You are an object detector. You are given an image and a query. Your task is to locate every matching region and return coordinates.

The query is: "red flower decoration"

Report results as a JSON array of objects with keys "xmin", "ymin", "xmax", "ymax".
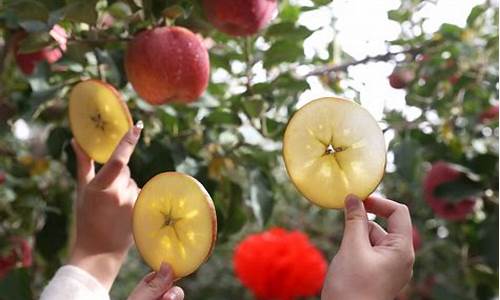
[
  {"xmin": 233, "ymin": 228, "xmax": 327, "ymax": 300},
  {"xmin": 424, "ymin": 161, "xmax": 476, "ymax": 221}
]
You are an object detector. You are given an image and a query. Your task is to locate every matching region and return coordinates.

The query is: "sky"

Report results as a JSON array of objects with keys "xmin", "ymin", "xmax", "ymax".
[{"xmin": 296, "ymin": 0, "xmax": 486, "ymax": 120}]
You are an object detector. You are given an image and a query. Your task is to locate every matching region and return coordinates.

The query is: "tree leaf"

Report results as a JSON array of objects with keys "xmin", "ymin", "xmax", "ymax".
[
  {"xmin": 46, "ymin": 127, "xmax": 71, "ymax": 159},
  {"xmin": 0, "ymin": 268, "xmax": 32, "ymax": 300},
  {"xmin": 63, "ymin": 0, "xmax": 98, "ymax": 24},
  {"xmin": 202, "ymin": 110, "xmax": 241, "ymax": 126},
  {"xmin": 264, "ymin": 40, "xmax": 304, "ymax": 68},
  {"xmin": 434, "ymin": 176, "xmax": 483, "ymax": 202}
]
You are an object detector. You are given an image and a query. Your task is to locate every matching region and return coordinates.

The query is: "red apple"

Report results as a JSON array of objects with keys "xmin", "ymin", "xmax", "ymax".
[
  {"xmin": 479, "ymin": 104, "xmax": 499, "ymax": 123},
  {"xmin": 14, "ymin": 25, "xmax": 67, "ymax": 75},
  {"xmin": 412, "ymin": 225, "xmax": 422, "ymax": 251},
  {"xmin": 423, "ymin": 161, "xmax": 476, "ymax": 221},
  {"xmin": 388, "ymin": 68, "xmax": 414, "ymax": 89},
  {"xmin": 0, "ymin": 238, "xmax": 32, "ymax": 279},
  {"xmin": 202, "ymin": 0, "xmax": 278, "ymax": 36},
  {"xmin": 125, "ymin": 26, "xmax": 210, "ymax": 105},
  {"xmin": 448, "ymin": 74, "xmax": 460, "ymax": 85},
  {"xmin": 0, "ymin": 171, "xmax": 5, "ymax": 185}
]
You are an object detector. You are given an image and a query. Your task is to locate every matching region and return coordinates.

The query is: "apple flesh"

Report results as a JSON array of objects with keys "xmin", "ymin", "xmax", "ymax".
[
  {"xmin": 125, "ymin": 26, "xmax": 210, "ymax": 105},
  {"xmin": 68, "ymin": 80, "xmax": 132, "ymax": 164},
  {"xmin": 202, "ymin": 0, "xmax": 277, "ymax": 36},
  {"xmin": 133, "ymin": 172, "xmax": 217, "ymax": 277},
  {"xmin": 14, "ymin": 25, "xmax": 67, "ymax": 75},
  {"xmin": 283, "ymin": 97, "xmax": 386, "ymax": 209}
]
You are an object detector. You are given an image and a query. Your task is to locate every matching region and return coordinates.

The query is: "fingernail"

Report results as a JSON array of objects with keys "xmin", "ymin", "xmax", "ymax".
[
  {"xmin": 133, "ymin": 120, "xmax": 143, "ymax": 136},
  {"xmin": 345, "ymin": 194, "xmax": 360, "ymax": 211},
  {"xmin": 135, "ymin": 120, "xmax": 144, "ymax": 129}
]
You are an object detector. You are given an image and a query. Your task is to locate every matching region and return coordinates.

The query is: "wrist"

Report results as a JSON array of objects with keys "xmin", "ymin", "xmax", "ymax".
[{"xmin": 68, "ymin": 247, "xmax": 128, "ymax": 291}]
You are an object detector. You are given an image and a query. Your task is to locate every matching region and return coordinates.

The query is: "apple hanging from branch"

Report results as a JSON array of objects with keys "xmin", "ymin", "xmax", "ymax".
[
  {"xmin": 202, "ymin": 0, "xmax": 278, "ymax": 36},
  {"xmin": 125, "ymin": 26, "xmax": 210, "ymax": 105}
]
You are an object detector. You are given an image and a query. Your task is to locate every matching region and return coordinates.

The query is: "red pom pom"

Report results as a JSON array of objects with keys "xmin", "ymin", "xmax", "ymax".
[
  {"xmin": 234, "ymin": 228, "xmax": 327, "ymax": 300},
  {"xmin": 424, "ymin": 161, "xmax": 476, "ymax": 221}
]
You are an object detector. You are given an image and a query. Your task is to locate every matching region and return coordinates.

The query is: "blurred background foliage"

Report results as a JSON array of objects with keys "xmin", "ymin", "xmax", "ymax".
[{"xmin": 0, "ymin": 0, "xmax": 498, "ymax": 299}]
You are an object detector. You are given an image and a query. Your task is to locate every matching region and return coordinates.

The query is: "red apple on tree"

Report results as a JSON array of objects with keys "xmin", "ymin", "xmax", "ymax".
[
  {"xmin": 388, "ymin": 68, "xmax": 414, "ymax": 89},
  {"xmin": 202, "ymin": 0, "xmax": 278, "ymax": 36},
  {"xmin": 423, "ymin": 161, "xmax": 477, "ymax": 221},
  {"xmin": 125, "ymin": 26, "xmax": 210, "ymax": 105},
  {"xmin": 479, "ymin": 104, "xmax": 499, "ymax": 123},
  {"xmin": 0, "ymin": 238, "xmax": 32, "ymax": 279},
  {"xmin": 13, "ymin": 25, "xmax": 68, "ymax": 75}
]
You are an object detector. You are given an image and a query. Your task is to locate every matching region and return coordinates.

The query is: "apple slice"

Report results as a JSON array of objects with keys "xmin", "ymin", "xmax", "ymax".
[
  {"xmin": 133, "ymin": 172, "xmax": 217, "ymax": 277},
  {"xmin": 69, "ymin": 80, "xmax": 132, "ymax": 164},
  {"xmin": 283, "ymin": 97, "xmax": 386, "ymax": 209}
]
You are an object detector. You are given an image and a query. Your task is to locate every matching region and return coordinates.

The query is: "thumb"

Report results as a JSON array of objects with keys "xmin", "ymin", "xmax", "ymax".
[
  {"xmin": 129, "ymin": 263, "xmax": 174, "ymax": 300},
  {"xmin": 340, "ymin": 194, "xmax": 370, "ymax": 249}
]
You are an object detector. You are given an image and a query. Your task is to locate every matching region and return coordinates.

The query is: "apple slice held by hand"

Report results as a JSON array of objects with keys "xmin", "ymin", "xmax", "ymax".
[
  {"xmin": 133, "ymin": 172, "xmax": 217, "ymax": 278},
  {"xmin": 69, "ymin": 80, "xmax": 132, "ymax": 164},
  {"xmin": 283, "ymin": 97, "xmax": 386, "ymax": 209}
]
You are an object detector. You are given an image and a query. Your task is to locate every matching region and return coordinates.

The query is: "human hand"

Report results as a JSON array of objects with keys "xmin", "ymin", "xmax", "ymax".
[
  {"xmin": 321, "ymin": 195, "xmax": 415, "ymax": 300},
  {"xmin": 68, "ymin": 122, "xmax": 142, "ymax": 290},
  {"xmin": 128, "ymin": 262, "xmax": 184, "ymax": 300}
]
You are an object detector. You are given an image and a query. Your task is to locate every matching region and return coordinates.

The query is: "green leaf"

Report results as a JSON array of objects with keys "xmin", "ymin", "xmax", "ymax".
[
  {"xmin": 64, "ymin": 0, "xmax": 98, "ymax": 24},
  {"xmin": 439, "ymin": 23, "xmax": 463, "ymax": 40},
  {"xmin": 223, "ymin": 182, "xmax": 247, "ymax": 235},
  {"xmin": 265, "ymin": 23, "xmax": 312, "ymax": 41},
  {"xmin": 242, "ymin": 99, "xmax": 264, "ymax": 118},
  {"xmin": 434, "ymin": 176, "xmax": 483, "ymax": 202},
  {"xmin": 47, "ymin": 127, "xmax": 71, "ymax": 159},
  {"xmin": 0, "ymin": 268, "xmax": 32, "ymax": 300},
  {"xmin": 467, "ymin": 5, "xmax": 485, "ymax": 27},
  {"xmin": 263, "ymin": 118, "xmax": 285, "ymax": 138},
  {"xmin": 18, "ymin": 32, "xmax": 54, "ymax": 53},
  {"xmin": 387, "ymin": 9, "xmax": 410, "ymax": 22},
  {"xmin": 7, "ymin": 0, "xmax": 49, "ymax": 22},
  {"xmin": 129, "ymin": 139, "xmax": 175, "ymax": 187},
  {"xmin": 393, "ymin": 138, "xmax": 420, "ymax": 182},
  {"xmin": 279, "ymin": 4, "xmax": 301, "ymax": 22},
  {"xmin": 108, "ymin": 2, "xmax": 132, "ymax": 19},
  {"xmin": 264, "ymin": 40, "xmax": 304, "ymax": 68},
  {"xmin": 249, "ymin": 170, "xmax": 274, "ymax": 226},
  {"xmin": 202, "ymin": 111, "xmax": 241, "ymax": 126}
]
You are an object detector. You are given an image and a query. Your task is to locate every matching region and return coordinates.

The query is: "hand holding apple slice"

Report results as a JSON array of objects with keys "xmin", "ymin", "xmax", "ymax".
[
  {"xmin": 283, "ymin": 97, "xmax": 386, "ymax": 209},
  {"xmin": 69, "ymin": 80, "xmax": 132, "ymax": 164},
  {"xmin": 133, "ymin": 172, "xmax": 217, "ymax": 278}
]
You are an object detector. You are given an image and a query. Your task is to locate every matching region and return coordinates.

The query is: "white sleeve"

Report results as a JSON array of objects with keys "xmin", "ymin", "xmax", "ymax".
[{"xmin": 39, "ymin": 265, "xmax": 110, "ymax": 300}]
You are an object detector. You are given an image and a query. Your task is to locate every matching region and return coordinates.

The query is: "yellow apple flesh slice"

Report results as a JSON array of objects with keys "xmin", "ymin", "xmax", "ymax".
[
  {"xmin": 69, "ymin": 80, "xmax": 132, "ymax": 164},
  {"xmin": 283, "ymin": 97, "xmax": 386, "ymax": 209},
  {"xmin": 133, "ymin": 172, "xmax": 217, "ymax": 277}
]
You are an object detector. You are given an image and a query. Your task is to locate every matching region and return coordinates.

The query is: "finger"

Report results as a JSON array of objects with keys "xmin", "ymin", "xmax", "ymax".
[
  {"xmin": 71, "ymin": 139, "xmax": 95, "ymax": 186},
  {"xmin": 130, "ymin": 262, "xmax": 174, "ymax": 300},
  {"xmin": 161, "ymin": 286, "xmax": 184, "ymax": 300},
  {"xmin": 93, "ymin": 121, "xmax": 143, "ymax": 188},
  {"xmin": 364, "ymin": 195, "xmax": 412, "ymax": 237},
  {"xmin": 368, "ymin": 221, "xmax": 387, "ymax": 246},
  {"xmin": 340, "ymin": 194, "xmax": 370, "ymax": 249}
]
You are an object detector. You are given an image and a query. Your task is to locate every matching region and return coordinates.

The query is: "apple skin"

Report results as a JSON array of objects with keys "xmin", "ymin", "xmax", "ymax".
[
  {"xmin": 0, "ymin": 238, "xmax": 32, "ymax": 279},
  {"xmin": 412, "ymin": 225, "xmax": 422, "ymax": 251},
  {"xmin": 202, "ymin": 0, "xmax": 277, "ymax": 36},
  {"xmin": 125, "ymin": 26, "xmax": 210, "ymax": 105},
  {"xmin": 388, "ymin": 68, "xmax": 414, "ymax": 89},
  {"xmin": 479, "ymin": 104, "xmax": 499, "ymax": 123},
  {"xmin": 14, "ymin": 25, "xmax": 67, "ymax": 75},
  {"xmin": 423, "ymin": 161, "xmax": 476, "ymax": 221}
]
